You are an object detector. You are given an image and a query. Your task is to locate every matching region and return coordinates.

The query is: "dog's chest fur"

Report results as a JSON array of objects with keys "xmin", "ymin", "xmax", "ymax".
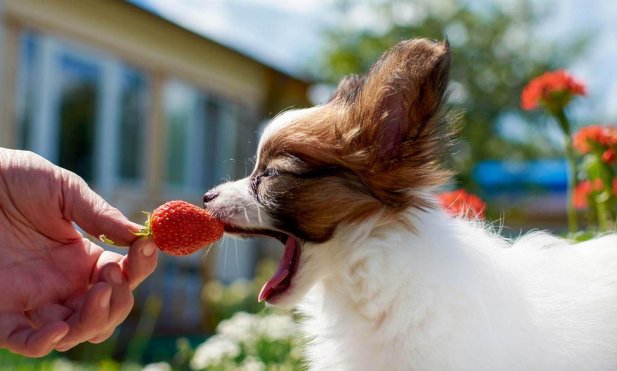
[{"xmin": 297, "ymin": 210, "xmax": 617, "ymax": 371}]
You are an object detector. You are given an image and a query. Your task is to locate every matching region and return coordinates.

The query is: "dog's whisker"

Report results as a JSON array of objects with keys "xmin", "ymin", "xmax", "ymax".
[
  {"xmin": 256, "ymin": 204, "xmax": 263, "ymax": 224},
  {"xmin": 242, "ymin": 206, "xmax": 251, "ymax": 223},
  {"xmin": 222, "ymin": 239, "xmax": 228, "ymax": 276},
  {"xmin": 234, "ymin": 238, "xmax": 240, "ymax": 275},
  {"xmin": 244, "ymin": 160, "xmax": 252, "ymax": 177},
  {"xmin": 201, "ymin": 242, "xmax": 216, "ymax": 266},
  {"xmin": 246, "ymin": 201, "xmax": 264, "ymax": 225}
]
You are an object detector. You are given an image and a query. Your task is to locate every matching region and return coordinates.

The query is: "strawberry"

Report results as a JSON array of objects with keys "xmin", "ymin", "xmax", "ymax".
[{"xmin": 135, "ymin": 200, "xmax": 224, "ymax": 256}]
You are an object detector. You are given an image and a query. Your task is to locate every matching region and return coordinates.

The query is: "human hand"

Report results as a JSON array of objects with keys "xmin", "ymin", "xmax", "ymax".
[{"xmin": 0, "ymin": 148, "xmax": 158, "ymax": 357}]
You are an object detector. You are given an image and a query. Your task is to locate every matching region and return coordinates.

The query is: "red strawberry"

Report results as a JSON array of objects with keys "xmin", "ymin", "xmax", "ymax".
[{"xmin": 136, "ymin": 200, "xmax": 224, "ymax": 256}]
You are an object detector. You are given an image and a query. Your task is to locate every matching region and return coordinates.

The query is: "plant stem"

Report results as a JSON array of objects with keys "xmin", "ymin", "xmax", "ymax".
[
  {"xmin": 596, "ymin": 192, "xmax": 609, "ymax": 232},
  {"xmin": 596, "ymin": 161, "xmax": 614, "ymax": 232},
  {"xmin": 554, "ymin": 109, "xmax": 579, "ymax": 233}
]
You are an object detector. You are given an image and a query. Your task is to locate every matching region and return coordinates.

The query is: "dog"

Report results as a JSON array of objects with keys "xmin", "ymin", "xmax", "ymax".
[{"xmin": 203, "ymin": 39, "xmax": 617, "ymax": 370}]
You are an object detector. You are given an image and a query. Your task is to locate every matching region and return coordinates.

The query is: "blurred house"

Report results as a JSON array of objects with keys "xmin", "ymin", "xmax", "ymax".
[{"xmin": 0, "ymin": 0, "xmax": 311, "ymax": 334}]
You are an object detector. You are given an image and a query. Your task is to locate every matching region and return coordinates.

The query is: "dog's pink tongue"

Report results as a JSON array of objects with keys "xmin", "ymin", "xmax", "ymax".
[{"xmin": 258, "ymin": 237, "xmax": 298, "ymax": 302}]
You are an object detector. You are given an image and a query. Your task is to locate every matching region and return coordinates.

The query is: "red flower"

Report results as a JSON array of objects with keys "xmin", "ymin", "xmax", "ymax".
[
  {"xmin": 521, "ymin": 69, "xmax": 586, "ymax": 111},
  {"xmin": 573, "ymin": 179, "xmax": 617, "ymax": 209},
  {"xmin": 438, "ymin": 189, "xmax": 486, "ymax": 220},
  {"xmin": 573, "ymin": 126, "xmax": 609, "ymax": 154},
  {"xmin": 573, "ymin": 180, "xmax": 599, "ymax": 209},
  {"xmin": 572, "ymin": 125, "xmax": 617, "ymax": 160},
  {"xmin": 602, "ymin": 149, "xmax": 616, "ymax": 164}
]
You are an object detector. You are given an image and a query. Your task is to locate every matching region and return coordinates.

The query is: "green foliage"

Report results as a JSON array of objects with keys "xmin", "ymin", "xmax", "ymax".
[
  {"xmin": 568, "ymin": 230, "xmax": 596, "ymax": 243},
  {"xmin": 575, "ymin": 136, "xmax": 617, "ymax": 231},
  {"xmin": 320, "ymin": 0, "xmax": 587, "ymax": 186},
  {"xmin": 202, "ymin": 260, "xmax": 279, "ymax": 329},
  {"xmin": 0, "ymin": 349, "xmax": 142, "ymax": 371},
  {"xmin": 0, "ymin": 349, "xmax": 57, "ymax": 371}
]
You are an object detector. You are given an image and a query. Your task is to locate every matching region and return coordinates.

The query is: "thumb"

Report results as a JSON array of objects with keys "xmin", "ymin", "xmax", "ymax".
[{"xmin": 61, "ymin": 169, "xmax": 141, "ymax": 245}]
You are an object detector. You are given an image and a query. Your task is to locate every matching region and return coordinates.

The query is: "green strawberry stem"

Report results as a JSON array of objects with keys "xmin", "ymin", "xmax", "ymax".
[
  {"xmin": 99, "ymin": 211, "xmax": 153, "ymax": 246},
  {"xmin": 99, "ymin": 234, "xmax": 118, "ymax": 246},
  {"xmin": 133, "ymin": 211, "xmax": 154, "ymax": 238}
]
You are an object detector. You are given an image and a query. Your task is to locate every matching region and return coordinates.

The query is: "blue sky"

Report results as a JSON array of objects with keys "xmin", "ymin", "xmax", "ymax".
[{"xmin": 130, "ymin": 0, "xmax": 617, "ymax": 123}]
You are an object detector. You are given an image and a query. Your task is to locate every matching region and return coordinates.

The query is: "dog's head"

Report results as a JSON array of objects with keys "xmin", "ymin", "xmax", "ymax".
[{"xmin": 204, "ymin": 39, "xmax": 454, "ymax": 307}]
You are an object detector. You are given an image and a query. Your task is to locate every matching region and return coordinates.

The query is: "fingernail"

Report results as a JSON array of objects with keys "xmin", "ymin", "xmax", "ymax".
[
  {"xmin": 109, "ymin": 267, "xmax": 123, "ymax": 284},
  {"xmin": 100, "ymin": 290, "xmax": 112, "ymax": 308},
  {"xmin": 52, "ymin": 334, "xmax": 65, "ymax": 344},
  {"xmin": 142, "ymin": 243, "xmax": 155, "ymax": 257}
]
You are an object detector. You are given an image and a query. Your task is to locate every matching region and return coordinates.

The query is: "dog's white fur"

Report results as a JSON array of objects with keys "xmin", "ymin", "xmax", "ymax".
[{"xmin": 297, "ymin": 208, "xmax": 617, "ymax": 370}]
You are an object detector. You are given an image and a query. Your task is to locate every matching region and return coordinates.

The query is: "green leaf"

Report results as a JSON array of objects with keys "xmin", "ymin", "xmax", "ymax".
[
  {"xmin": 583, "ymin": 155, "xmax": 602, "ymax": 181},
  {"xmin": 567, "ymin": 230, "xmax": 596, "ymax": 243}
]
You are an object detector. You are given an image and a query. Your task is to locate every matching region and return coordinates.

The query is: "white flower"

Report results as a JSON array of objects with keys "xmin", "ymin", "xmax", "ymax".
[
  {"xmin": 258, "ymin": 313, "xmax": 301, "ymax": 341},
  {"xmin": 239, "ymin": 356, "xmax": 266, "ymax": 371},
  {"xmin": 51, "ymin": 359, "xmax": 79, "ymax": 371},
  {"xmin": 217, "ymin": 312, "xmax": 259, "ymax": 343},
  {"xmin": 217, "ymin": 311, "xmax": 302, "ymax": 342},
  {"xmin": 142, "ymin": 362, "xmax": 172, "ymax": 371},
  {"xmin": 190, "ymin": 334, "xmax": 241, "ymax": 370}
]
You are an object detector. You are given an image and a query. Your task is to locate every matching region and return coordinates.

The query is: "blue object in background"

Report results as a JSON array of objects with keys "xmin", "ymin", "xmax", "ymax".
[{"xmin": 474, "ymin": 160, "xmax": 568, "ymax": 196}]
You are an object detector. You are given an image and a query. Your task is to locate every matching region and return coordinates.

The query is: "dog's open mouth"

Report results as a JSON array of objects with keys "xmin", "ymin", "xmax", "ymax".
[{"xmin": 223, "ymin": 225, "xmax": 301, "ymax": 303}]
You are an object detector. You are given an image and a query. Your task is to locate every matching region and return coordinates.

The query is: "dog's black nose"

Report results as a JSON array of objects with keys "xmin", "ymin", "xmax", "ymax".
[{"xmin": 203, "ymin": 191, "xmax": 218, "ymax": 205}]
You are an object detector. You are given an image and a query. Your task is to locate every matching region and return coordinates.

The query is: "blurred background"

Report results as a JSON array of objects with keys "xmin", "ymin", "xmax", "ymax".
[{"xmin": 0, "ymin": 0, "xmax": 614, "ymax": 369}]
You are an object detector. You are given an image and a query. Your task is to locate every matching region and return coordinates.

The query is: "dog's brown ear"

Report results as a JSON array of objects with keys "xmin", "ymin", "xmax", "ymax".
[
  {"xmin": 330, "ymin": 74, "xmax": 365, "ymax": 104},
  {"xmin": 347, "ymin": 39, "xmax": 452, "ymax": 161}
]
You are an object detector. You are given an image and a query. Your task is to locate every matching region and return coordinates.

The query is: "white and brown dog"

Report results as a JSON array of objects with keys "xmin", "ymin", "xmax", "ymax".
[{"xmin": 204, "ymin": 39, "xmax": 617, "ymax": 371}]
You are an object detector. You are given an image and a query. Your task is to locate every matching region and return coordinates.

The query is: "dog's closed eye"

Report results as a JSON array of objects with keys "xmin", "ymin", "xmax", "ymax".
[
  {"xmin": 250, "ymin": 168, "xmax": 286, "ymax": 200},
  {"xmin": 261, "ymin": 168, "xmax": 280, "ymax": 178}
]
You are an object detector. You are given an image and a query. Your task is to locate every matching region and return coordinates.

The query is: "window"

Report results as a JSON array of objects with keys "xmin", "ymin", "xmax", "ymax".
[
  {"xmin": 164, "ymin": 81, "xmax": 194, "ymax": 187},
  {"xmin": 16, "ymin": 32, "xmax": 38, "ymax": 150},
  {"xmin": 117, "ymin": 66, "xmax": 148, "ymax": 182},
  {"xmin": 16, "ymin": 32, "xmax": 149, "ymax": 189},
  {"xmin": 163, "ymin": 80, "xmax": 247, "ymax": 191},
  {"xmin": 15, "ymin": 31, "xmax": 254, "ymax": 198},
  {"xmin": 201, "ymin": 97, "xmax": 239, "ymax": 189},
  {"xmin": 57, "ymin": 53, "xmax": 100, "ymax": 182}
]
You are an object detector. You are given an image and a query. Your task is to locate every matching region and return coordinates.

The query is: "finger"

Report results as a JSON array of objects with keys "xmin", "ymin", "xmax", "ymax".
[
  {"xmin": 25, "ymin": 304, "xmax": 72, "ymax": 329},
  {"xmin": 57, "ymin": 264, "xmax": 134, "ymax": 350},
  {"xmin": 8, "ymin": 322, "xmax": 69, "ymax": 357},
  {"xmin": 89, "ymin": 238, "xmax": 157, "ymax": 291},
  {"xmin": 60, "ymin": 169, "xmax": 141, "ymax": 245},
  {"xmin": 90, "ymin": 250, "xmax": 124, "ymax": 284},
  {"xmin": 88, "ymin": 329, "xmax": 116, "ymax": 344},
  {"xmin": 85, "ymin": 264, "xmax": 133, "ymax": 345},
  {"xmin": 98, "ymin": 263, "xmax": 134, "ymax": 327},
  {"xmin": 121, "ymin": 238, "xmax": 158, "ymax": 290},
  {"xmin": 0, "ymin": 313, "xmax": 69, "ymax": 358},
  {"xmin": 54, "ymin": 282, "xmax": 112, "ymax": 351}
]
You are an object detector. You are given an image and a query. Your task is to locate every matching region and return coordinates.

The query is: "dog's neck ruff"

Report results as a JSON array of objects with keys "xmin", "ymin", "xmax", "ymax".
[{"xmin": 296, "ymin": 207, "xmax": 617, "ymax": 371}]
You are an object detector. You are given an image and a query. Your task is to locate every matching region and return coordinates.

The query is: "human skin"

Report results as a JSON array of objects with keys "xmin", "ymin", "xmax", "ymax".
[{"xmin": 0, "ymin": 148, "xmax": 158, "ymax": 357}]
